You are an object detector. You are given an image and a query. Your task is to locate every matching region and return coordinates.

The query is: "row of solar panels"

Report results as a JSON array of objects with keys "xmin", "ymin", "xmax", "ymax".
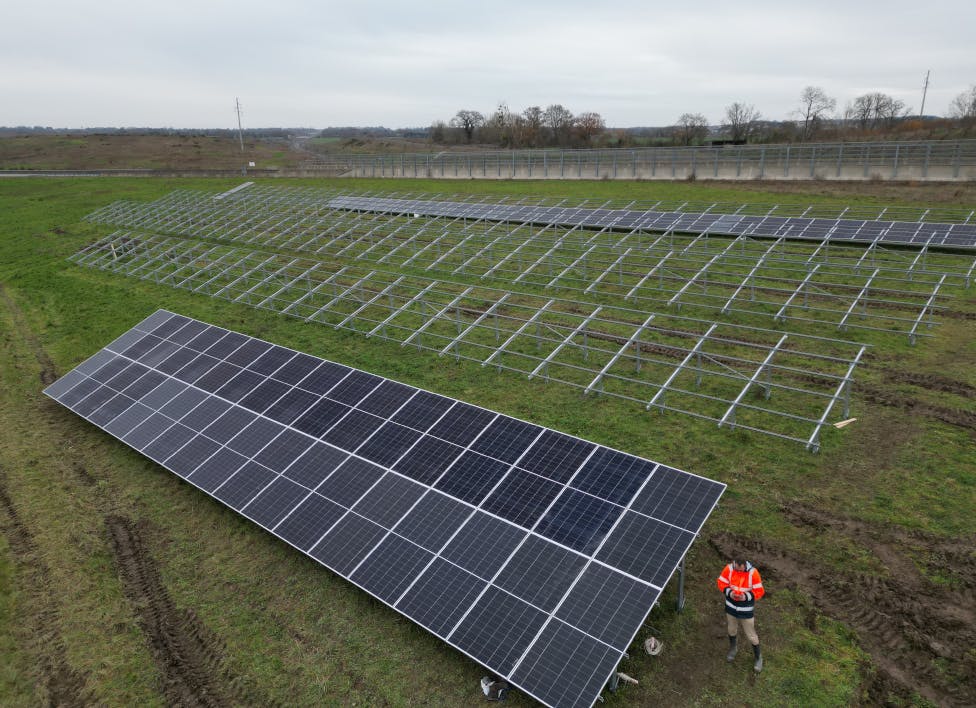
[
  {"xmin": 46, "ymin": 311, "xmax": 725, "ymax": 708},
  {"xmin": 327, "ymin": 196, "xmax": 976, "ymax": 248}
]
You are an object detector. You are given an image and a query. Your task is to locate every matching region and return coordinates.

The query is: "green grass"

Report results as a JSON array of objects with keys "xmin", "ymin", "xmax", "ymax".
[{"xmin": 0, "ymin": 176, "xmax": 973, "ymax": 706}]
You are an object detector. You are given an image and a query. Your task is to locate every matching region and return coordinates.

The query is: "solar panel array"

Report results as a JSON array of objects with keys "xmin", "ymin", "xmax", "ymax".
[
  {"xmin": 82, "ymin": 189, "xmax": 973, "ymax": 343},
  {"xmin": 44, "ymin": 310, "xmax": 725, "ymax": 708},
  {"xmin": 328, "ymin": 196, "xmax": 976, "ymax": 249}
]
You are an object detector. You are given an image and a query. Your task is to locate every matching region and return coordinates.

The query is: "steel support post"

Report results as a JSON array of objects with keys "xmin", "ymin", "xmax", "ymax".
[
  {"xmin": 646, "ymin": 323, "xmax": 718, "ymax": 410},
  {"xmin": 775, "ymin": 265, "xmax": 822, "ymax": 323},
  {"xmin": 807, "ymin": 346, "xmax": 867, "ymax": 452},
  {"xmin": 584, "ymin": 313, "xmax": 656, "ymax": 396},
  {"xmin": 483, "ymin": 300, "xmax": 556, "ymax": 370},
  {"xmin": 719, "ymin": 334, "xmax": 788, "ymax": 429},
  {"xmin": 909, "ymin": 274, "xmax": 946, "ymax": 345}
]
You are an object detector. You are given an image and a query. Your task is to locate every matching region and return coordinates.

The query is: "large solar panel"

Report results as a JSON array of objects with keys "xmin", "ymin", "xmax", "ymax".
[
  {"xmin": 43, "ymin": 310, "xmax": 725, "ymax": 707},
  {"xmin": 328, "ymin": 195, "xmax": 976, "ymax": 249}
]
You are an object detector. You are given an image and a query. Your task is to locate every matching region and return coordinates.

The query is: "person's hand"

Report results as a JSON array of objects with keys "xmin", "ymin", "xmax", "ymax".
[{"xmin": 731, "ymin": 590, "xmax": 745, "ymax": 601}]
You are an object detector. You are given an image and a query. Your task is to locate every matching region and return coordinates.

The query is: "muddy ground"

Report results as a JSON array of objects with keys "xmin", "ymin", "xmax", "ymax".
[{"xmin": 712, "ymin": 503, "xmax": 976, "ymax": 707}]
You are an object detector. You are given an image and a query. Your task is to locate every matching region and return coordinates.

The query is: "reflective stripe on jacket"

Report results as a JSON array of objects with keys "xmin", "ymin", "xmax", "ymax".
[{"xmin": 717, "ymin": 562, "xmax": 764, "ymax": 618}]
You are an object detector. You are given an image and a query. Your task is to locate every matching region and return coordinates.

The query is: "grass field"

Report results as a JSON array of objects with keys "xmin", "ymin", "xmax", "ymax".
[{"xmin": 0, "ymin": 176, "xmax": 974, "ymax": 707}]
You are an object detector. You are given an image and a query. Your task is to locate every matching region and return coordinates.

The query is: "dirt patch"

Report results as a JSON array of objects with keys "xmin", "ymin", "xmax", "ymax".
[
  {"xmin": 712, "ymin": 504, "xmax": 976, "ymax": 707},
  {"xmin": 882, "ymin": 370, "xmax": 976, "ymax": 399},
  {"xmin": 0, "ymin": 134, "xmax": 306, "ymax": 170},
  {"xmin": 0, "ymin": 469, "xmax": 92, "ymax": 705},
  {"xmin": 0, "ymin": 282, "xmax": 59, "ymax": 385},
  {"xmin": 940, "ymin": 309, "xmax": 976, "ymax": 321},
  {"xmin": 71, "ymin": 461, "xmax": 97, "ymax": 487},
  {"xmin": 857, "ymin": 381, "xmax": 976, "ymax": 431},
  {"xmin": 105, "ymin": 514, "xmax": 247, "ymax": 708}
]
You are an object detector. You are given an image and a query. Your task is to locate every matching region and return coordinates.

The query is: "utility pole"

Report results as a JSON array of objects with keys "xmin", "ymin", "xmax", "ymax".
[
  {"xmin": 919, "ymin": 71, "xmax": 930, "ymax": 119},
  {"xmin": 235, "ymin": 97, "xmax": 246, "ymax": 175}
]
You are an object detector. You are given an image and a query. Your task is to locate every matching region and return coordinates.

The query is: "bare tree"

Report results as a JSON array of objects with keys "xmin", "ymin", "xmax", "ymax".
[
  {"xmin": 522, "ymin": 106, "xmax": 544, "ymax": 147},
  {"xmin": 543, "ymin": 104, "xmax": 574, "ymax": 145},
  {"xmin": 723, "ymin": 102, "xmax": 762, "ymax": 142},
  {"xmin": 845, "ymin": 92, "xmax": 908, "ymax": 130},
  {"xmin": 796, "ymin": 86, "xmax": 836, "ymax": 140},
  {"xmin": 673, "ymin": 113, "xmax": 709, "ymax": 145},
  {"xmin": 949, "ymin": 85, "xmax": 976, "ymax": 121},
  {"xmin": 573, "ymin": 112, "xmax": 606, "ymax": 145},
  {"xmin": 449, "ymin": 109, "xmax": 485, "ymax": 143},
  {"xmin": 482, "ymin": 103, "xmax": 512, "ymax": 146}
]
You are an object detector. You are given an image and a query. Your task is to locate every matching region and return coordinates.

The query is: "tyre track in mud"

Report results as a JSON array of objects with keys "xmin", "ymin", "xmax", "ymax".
[
  {"xmin": 0, "ymin": 282, "xmax": 59, "ymax": 385},
  {"xmin": 105, "ymin": 515, "xmax": 245, "ymax": 708},
  {"xmin": 881, "ymin": 370, "xmax": 976, "ymax": 400},
  {"xmin": 857, "ymin": 381, "xmax": 976, "ymax": 431},
  {"xmin": 0, "ymin": 468, "xmax": 92, "ymax": 706},
  {"xmin": 0, "ymin": 286, "xmax": 259, "ymax": 706},
  {"xmin": 711, "ymin": 504, "xmax": 976, "ymax": 707}
]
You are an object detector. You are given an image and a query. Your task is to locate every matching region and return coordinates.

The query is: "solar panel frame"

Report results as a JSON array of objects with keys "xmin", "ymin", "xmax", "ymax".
[{"xmin": 45, "ymin": 310, "xmax": 725, "ymax": 708}]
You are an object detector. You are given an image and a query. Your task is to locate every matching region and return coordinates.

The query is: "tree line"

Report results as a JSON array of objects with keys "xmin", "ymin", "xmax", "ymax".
[
  {"xmin": 433, "ymin": 84, "xmax": 976, "ymax": 148},
  {"xmin": 431, "ymin": 104, "xmax": 606, "ymax": 148}
]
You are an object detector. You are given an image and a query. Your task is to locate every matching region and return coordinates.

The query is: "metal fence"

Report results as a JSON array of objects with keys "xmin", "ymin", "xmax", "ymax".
[{"xmin": 299, "ymin": 139, "xmax": 976, "ymax": 182}]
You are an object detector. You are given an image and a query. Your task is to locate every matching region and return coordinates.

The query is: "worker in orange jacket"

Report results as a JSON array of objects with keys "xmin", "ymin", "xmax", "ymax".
[{"xmin": 717, "ymin": 556, "xmax": 765, "ymax": 672}]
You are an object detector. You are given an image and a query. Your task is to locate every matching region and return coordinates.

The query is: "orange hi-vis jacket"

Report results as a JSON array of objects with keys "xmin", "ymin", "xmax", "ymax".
[{"xmin": 717, "ymin": 562, "xmax": 764, "ymax": 618}]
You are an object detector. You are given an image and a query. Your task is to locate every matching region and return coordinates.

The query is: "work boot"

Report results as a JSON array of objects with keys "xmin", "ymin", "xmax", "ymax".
[
  {"xmin": 753, "ymin": 644, "xmax": 763, "ymax": 673},
  {"xmin": 726, "ymin": 635, "xmax": 737, "ymax": 662}
]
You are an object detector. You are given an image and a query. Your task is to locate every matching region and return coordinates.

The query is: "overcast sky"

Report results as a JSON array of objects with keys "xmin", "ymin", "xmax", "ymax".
[{"xmin": 2, "ymin": 1, "xmax": 973, "ymax": 128}]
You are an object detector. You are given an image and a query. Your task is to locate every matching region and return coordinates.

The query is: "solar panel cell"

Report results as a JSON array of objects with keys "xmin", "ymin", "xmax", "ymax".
[
  {"xmin": 166, "ymin": 435, "xmax": 222, "ymax": 478},
  {"xmin": 481, "ymin": 470, "xmax": 562, "ymax": 527},
  {"xmin": 309, "ymin": 512, "xmax": 386, "ymax": 575},
  {"xmin": 292, "ymin": 398, "xmax": 350, "ymax": 437},
  {"xmin": 554, "ymin": 563, "xmax": 660, "ymax": 647},
  {"xmin": 450, "ymin": 586, "xmax": 548, "ymax": 676},
  {"xmin": 630, "ymin": 465, "xmax": 724, "ymax": 531},
  {"xmin": 122, "ymin": 412, "xmax": 175, "ymax": 449},
  {"xmin": 350, "ymin": 534, "xmax": 434, "ymax": 604},
  {"xmin": 393, "ymin": 435, "xmax": 464, "ymax": 485},
  {"xmin": 88, "ymin": 393, "xmax": 135, "ymax": 426},
  {"xmin": 239, "ymin": 378, "xmax": 291, "ymax": 414},
  {"xmin": 434, "ymin": 451, "xmax": 510, "ymax": 505},
  {"xmin": 428, "ymin": 403, "xmax": 496, "ymax": 447},
  {"xmin": 316, "ymin": 456, "xmax": 385, "ymax": 507},
  {"xmin": 273, "ymin": 493, "xmax": 346, "ymax": 550},
  {"xmin": 571, "ymin": 449, "xmax": 655, "ymax": 506},
  {"xmin": 392, "ymin": 491, "xmax": 471, "ymax": 552},
  {"xmin": 226, "ymin": 417, "xmax": 286, "ymax": 458},
  {"xmin": 355, "ymin": 422, "xmax": 422, "ymax": 467},
  {"xmin": 351, "ymin": 473, "xmax": 426, "ymax": 528},
  {"xmin": 187, "ymin": 447, "xmax": 249, "ymax": 492},
  {"xmin": 470, "ymin": 416, "xmax": 541, "ymax": 464},
  {"xmin": 253, "ymin": 429, "xmax": 314, "ymax": 473},
  {"xmin": 510, "ymin": 620, "xmax": 621, "ymax": 708},
  {"xmin": 143, "ymin": 424, "xmax": 196, "ymax": 465},
  {"xmin": 242, "ymin": 476, "xmax": 310, "ymax": 529},
  {"xmin": 494, "ymin": 535, "xmax": 588, "ymax": 611},
  {"xmin": 328, "ymin": 370, "xmax": 384, "ymax": 405},
  {"xmin": 391, "ymin": 390, "xmax": 454, "ymax": 431},
  {"xmin": 201, "ymin": 405, "xmax": 257, "ymax": 444},
  {"xmin": 534, "ymin": 489, "xmax": 622, "ymax": 554},
  {"xmin": 104, "ymin": 401, "xmax": 153, "ymax": 437},
  {"xmin": 72, "ymin": 386, "xmax": 117, "ymax": 417},
  {"xmin": 264, "ymin": 388, "xmax": 319, "ymax": 425},
  {"xmin": 321, "ymin": 409, "xmax": 383, "ymax": 450},
  {"xmin": 396, "ymin": 558, "xmax": 485, "ymax": 636},
  {"xmin": 518, "ymin": 430, "xmax": 595, "ymax": 483},
  {"xmin": 596, "ymin": 512, "xmax": 695, "ymax": 586},
  {"xmin": 213, "ymin": 461, "xmax": 278, "ymax": 510}
]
